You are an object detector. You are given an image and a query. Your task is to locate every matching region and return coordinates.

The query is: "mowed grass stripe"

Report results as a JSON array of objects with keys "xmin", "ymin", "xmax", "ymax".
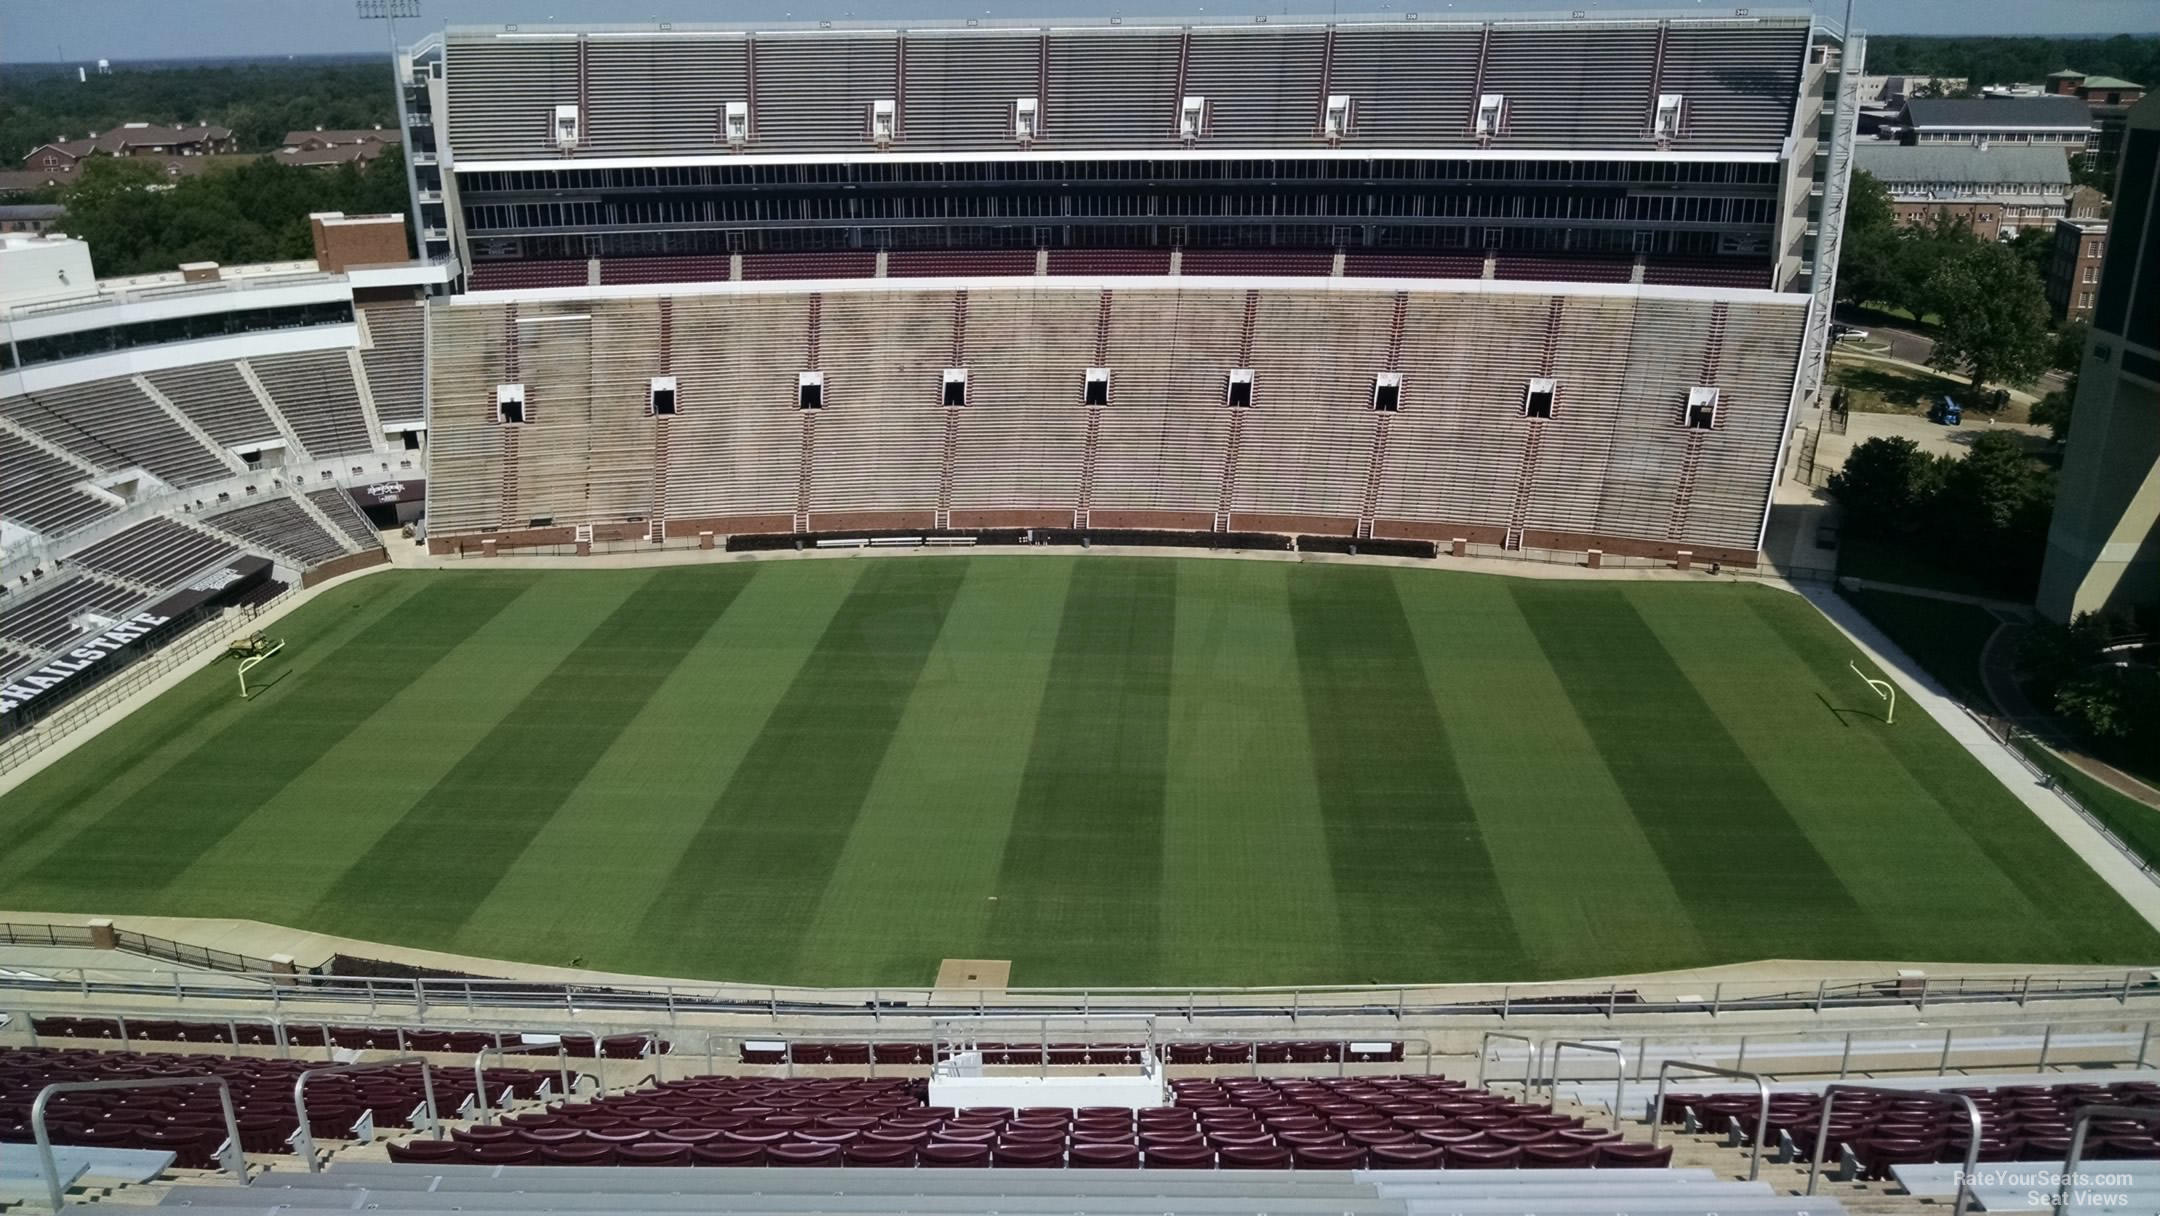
[
  {"xmin": 15, "ymin": 576, "xmax": 531, "ymax": 900},
  {"xmin": 1159, "ymin": 560, "xmax": 1342, "ymax": 985},
  {"xmin": 1744, "ymin": 591, "xmax": 2160, "ymax": 961},
  {"xmin": 312, "ymin": 566, "xmax": 754, "ymax": 945},
  {"xmin": 1395, "ymin": 573, "xmax": 1706, "ymax": 979},
  {"xmin": 1287, "ymin": 565, "xmax": 1525, "ymax": 981},
  {"xmin": 164, "ymin": 573, "xmax": 649, "ymax": 925},
  {"xmin": 458, "ymin": 561, "xmax": 865, "ymax": 975},
  {"xmin": 1632, "ymin": 585, "xmax": 2065, "ymax": 962},
  {"xmin": 639, "ymin": 559, "xmax": 968, "ymax": 982},
  {"xmin": 0, "ymin": 573, "xmax": 429, "ymax": 881},
  {"xmin": 1511, "ymin": 583, "xmax": 1888, "ymax": 959},
  {"xmin": 986, "ymin": 558, "xmax": 1176, "ymax": 986},
  {"xmin": 793, "ymin": 558, "xmax": 1073, "ymax": 986}
]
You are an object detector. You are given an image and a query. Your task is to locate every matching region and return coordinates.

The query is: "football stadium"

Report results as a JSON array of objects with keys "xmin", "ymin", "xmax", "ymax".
[{"xmin": 2, "ymin": 6, "xmax": 2158, "ymax": 1211}]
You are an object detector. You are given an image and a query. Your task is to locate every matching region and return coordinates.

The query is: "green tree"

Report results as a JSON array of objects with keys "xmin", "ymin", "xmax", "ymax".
[
  {"xmin": 1923, "ymin": 239, "xmax": 2054, "ymax": 398},
  {"xmin": 1836, "ymin": 170, "xmax": 1904, "ymax": 309},
  {"xmin": 1827, "ymin": 436, "xmax": 1945, "ymax": 537},
  {"xmin": 2031, "ymin": 375, "xmax": 2077, "ymax": 444},
  {"xmin": 2051, "ymin": 320, "xmax": 2089, "ymax": 373}
]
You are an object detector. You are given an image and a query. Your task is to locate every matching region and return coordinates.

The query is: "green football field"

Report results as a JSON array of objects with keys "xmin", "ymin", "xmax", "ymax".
[{"xmin": 2, "ymin": 555, "xmax": 2153, "ymax": 988}]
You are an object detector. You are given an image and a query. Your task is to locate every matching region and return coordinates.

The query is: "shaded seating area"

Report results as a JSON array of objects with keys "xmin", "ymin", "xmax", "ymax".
[{"xmin": 30, "ymin": 1017, "xmax": 662, "ymax": 1061}]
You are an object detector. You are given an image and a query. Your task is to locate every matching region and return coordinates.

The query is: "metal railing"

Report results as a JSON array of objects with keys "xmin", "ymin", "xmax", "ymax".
[
  {"xmin": 1649, "ymin": 1060, "xmax": 1772, "ymax": 1180},
  {"xmin": 1, "ymin": 955, "xmax": 2156, "ymax": 1024},
  {"xmin": 1547, "ymin": 1041, "xmax": 1627, "ymax": 1129},
  {"xmin": 31, "ymin": 1075, "xmax": 245, "ymax": 1210},
  {"xmin": 2055, "ymin": 1105, "xmax": 2160, "ymax": 1216},
  {"xmin": 291, "ymin": 1056, "xmax": 440, "ymax": 1172},
  {"xmin": 1807, "ymin": 1084, "xmax": 1983, "ymax": 1214}
]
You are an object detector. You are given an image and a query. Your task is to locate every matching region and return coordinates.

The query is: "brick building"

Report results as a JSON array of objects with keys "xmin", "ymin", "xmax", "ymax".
[
  {"xmin": 2046, "ymin": 217, "xmax": 2110, "ymax": 322},
  {"xmin": 19, "ymin": 123, "xmax": 237, "ymax": 179},
  {"xmin": 1853, "ymin": 142, "xmax": 2074, "ymax": 236}
]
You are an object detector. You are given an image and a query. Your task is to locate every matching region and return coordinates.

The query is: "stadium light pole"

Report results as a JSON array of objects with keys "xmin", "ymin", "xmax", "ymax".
[{"xmin": 360, "ymin": 0, "xmax": 426, "ymax": 259}]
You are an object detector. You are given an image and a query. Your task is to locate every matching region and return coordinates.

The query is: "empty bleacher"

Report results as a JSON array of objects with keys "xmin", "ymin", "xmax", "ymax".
[
  {"xmin": 206, "ymin": 497, "xmax": 353, "ymax": 568},
  {"xmin": 429, "ymin": 285, "xmax": 1804, "ymax": 561},
  {"xmin": 67, "ymin": 518, "xmax": 239, "ymax": 589},
  {"xmin": 0, "ymin": 429, "xmax": 114, "ymax": 537},
  {"xmin": 3, "ymin": 377, "xmax": 229, "ymax": 486},
  {"xmin": 0, "ymin": 576, "xmax": 143, "ymax": 656},
  {"xmin": 358, "ymin": 299, "xmax": 428, "ymax": 426},
  {"xmin": 947, "ymin": 290, "xmax": 1097, "ymax": 523},
  {"xmin": 248, "ymin": 351, "xmax": 375, "ymax": 458},
  {"xmin": 666, "ymin": 294, "xmax": 805, "ymax": 529},
  {"xmin": 307, "ymin": 489, "xmax": 386, "ymax": 550},
  {"xmin": 144, "ymin": 362, "xmax": 281, "ymax": 449},
  {"xmin": 1650, "ymin": 1074, "xmax": 2160, "ymax": 1179},
  {"xmin": 0, "ymin": 1045, "xmax": 542, "ymax": 1165},
  {"xmin": 1089, "ymin": 289, "xmax": 1240, "ymax": 522},
  {"xmin": 468, "ymin": 260, "xmax": 587, "ymax": 291},
  {"xmin": 808, "ymin": 293, "xmax": 953, "ymax": 524},
  {"xmin": 1233, "ymin": 292, "xmax": 1392, "ymax": 528}
]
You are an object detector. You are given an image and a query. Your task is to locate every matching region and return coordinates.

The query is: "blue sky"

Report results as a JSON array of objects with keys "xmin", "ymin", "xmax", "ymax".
[{"xmin": 3, "ymin": 0, "xmax": 2154, "ymax": 62}]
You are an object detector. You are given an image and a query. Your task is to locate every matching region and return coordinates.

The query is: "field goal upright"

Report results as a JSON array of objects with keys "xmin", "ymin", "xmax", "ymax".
[{"xmin": 930, "ymin": 1015, "xmax": 1166, "ymax": 1110}]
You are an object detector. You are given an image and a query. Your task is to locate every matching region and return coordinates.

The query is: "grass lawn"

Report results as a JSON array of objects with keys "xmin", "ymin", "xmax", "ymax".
[
  {"xmin": 1840, "ymin": 587, "xmax": 2001, "ymax": 708},
  {"xmin": 2, "ymin": 557, "xmax": 2152, "ymax": 987},
  {"xmin": 1828, "ymin": 357, "xmax": 2030, "ymax": 425}
]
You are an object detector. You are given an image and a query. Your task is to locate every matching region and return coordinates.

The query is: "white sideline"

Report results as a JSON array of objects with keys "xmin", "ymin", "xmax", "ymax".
[{"xmin": 1796, "ymin": 584, "xmax": 2160, "ymax": 934}]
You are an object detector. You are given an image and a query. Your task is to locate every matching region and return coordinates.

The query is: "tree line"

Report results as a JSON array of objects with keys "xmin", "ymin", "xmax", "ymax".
[
  {"xmin": 0, "ymin": 60, "xmax": 395, "ymax": 163},
  {"xmin": 1866, "ymin": 34, "xmax": 2160, "ymax": 94},
  {"xmin": 53, "ymin": 149, "xmax": 412, "ymax": 278}
]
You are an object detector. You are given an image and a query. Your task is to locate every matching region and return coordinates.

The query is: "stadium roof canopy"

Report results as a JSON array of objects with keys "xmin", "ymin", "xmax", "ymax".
[{"xmin": 436, "ymin": 10, "xmax": 1817, "ymax": 163}]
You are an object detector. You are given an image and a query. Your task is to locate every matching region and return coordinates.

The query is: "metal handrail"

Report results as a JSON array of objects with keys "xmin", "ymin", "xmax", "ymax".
[
  {"xmin": 2055, "ymin": 1105, "xmax": 2160, "ymax": 1216},
  {"xmin": 1806, "ymin": 1084, "xmax": 1982, "ymax": 1213},
  {"xmin": 1547, "ymin": 1040, "xmax": 1627, "ymax": 1129},
  {"xmin": 1478, "ymin": 1030, "xmax": 1541, "ymax": 1095},
  {"xmin": 1648, "ymin": 1060, "xmax": 1773, "ymax": 1180},
  {"xmin": 469, "ymin": 1039, "xmax": 576, "ymax": 1126},
  {"xmin": 291, "ymin": 1055, "xmax": 439, "ymax": 1172},
  {"xmin": 32, "ymin": 1075, "xmax": 245, "ymax": 1210}
]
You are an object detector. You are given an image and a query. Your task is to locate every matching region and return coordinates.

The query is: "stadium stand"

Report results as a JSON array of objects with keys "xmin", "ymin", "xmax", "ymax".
[
  {"xmin": 0, "ymin": 575, "xmax": 143, "ymax": 655},
  {"xmin": 0, "ymin": 1046, "xmax": 543, "ymax": 1161},
  {"xmin": 143, "ymin": 362, "xmax": 283, "ymax": 450},
  {"xmin": 206, "ymin": 497, "xmax": 355, "ymax": 568},
  {"xmin": 66, "ymin": 518, "xmax": 238, "ymax": 589},
  {"xmin": 0, "ymin": 429, "xmax": 115, "ymax": 537},
  {"xmin": 358, "ymin": 299, "xmax": 429, "ymax": 427},
  {"xmin": 2, "ymin": 378, "xmax": 229, "ymax": 486},
  {"xmin": 425, "ymin": 285, "xmax": 1803, "ymax": 563},
  {"xmin": 1654, "ymin": 1075, "xmax": 2160, "ymax": 1173},
  {"xmin": 248, "ymin": 350, "xmax": 376, "ymax": 457},
  {"xmin": 307, "ymin": 488, "xmax": 387, "ymax": 551}
]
